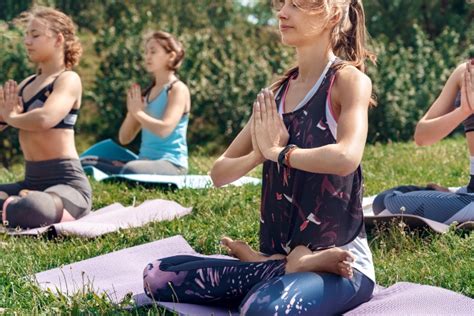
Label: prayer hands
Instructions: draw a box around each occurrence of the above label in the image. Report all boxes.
[250,112,265,164]
[0,80,24,122]
[253,88,289,161]
[460,59,474,116]
[127,83,146,115]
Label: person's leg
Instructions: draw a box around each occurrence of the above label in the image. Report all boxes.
[143,255,286,306]
[383,190,474,223]
[121,160,187,175]
[372,185,430,215]
[0,182,25,222]
[240,269,374,315]
[3,191,64,229]
[464,132,474,193]
[80,156,126,175]
[45,184,91,220]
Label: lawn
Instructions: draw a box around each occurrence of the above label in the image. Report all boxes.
[0,136,473,314]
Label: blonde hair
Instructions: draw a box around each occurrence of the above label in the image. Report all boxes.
[18,6,82,69]
[271,0,376,104]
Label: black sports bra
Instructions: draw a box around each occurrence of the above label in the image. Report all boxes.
[17,73,79,129]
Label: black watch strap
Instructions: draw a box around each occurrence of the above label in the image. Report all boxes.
[278,144,296,167]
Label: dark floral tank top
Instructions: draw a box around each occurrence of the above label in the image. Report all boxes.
[259,64,364,255]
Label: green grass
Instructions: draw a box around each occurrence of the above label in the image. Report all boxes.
[1,137,473,314]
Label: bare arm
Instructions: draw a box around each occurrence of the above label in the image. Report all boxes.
[260,67,371,176]
[3,72,81,131]
[118,112,141,145]
[414,63,470,146]
[129,82,190,138]
[210,116,264,187]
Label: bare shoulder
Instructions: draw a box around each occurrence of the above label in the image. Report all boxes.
[54,71,82,92]
[169,80,190,96]
[335,65,372,89]
[333,65,372,108]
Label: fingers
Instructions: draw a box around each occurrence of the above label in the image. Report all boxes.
[262,88,275,121]
[465,66,473,110]
[0,86,4,104]
[253,97,262,123]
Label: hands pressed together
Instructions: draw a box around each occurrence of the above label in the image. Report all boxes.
[251,88,289,163]
[460,59,474,116]
[0,80,24,123]
[126,83,146,116]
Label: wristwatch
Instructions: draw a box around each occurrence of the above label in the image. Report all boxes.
[278,144,297,167]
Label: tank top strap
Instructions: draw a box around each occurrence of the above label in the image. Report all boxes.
[166,79,180,93]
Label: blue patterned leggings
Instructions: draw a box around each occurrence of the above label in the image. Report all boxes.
[373,185,474,224]
[143,255,374,315]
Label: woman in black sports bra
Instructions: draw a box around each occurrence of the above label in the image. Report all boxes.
[0,6,92,229]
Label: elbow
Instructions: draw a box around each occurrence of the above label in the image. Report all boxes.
[156,126,174,139]
[209,159,226,188]
[118,134,129,146]
[413,126,430,147]
[37,116,56,130]
[414,137,428,147]
[335,153,361,177]
[209,169,224,188]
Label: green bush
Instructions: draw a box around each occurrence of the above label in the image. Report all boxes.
[367,25,471,143]
[0,23,30,167]
[90,2,292,153]
[0,1,473,166]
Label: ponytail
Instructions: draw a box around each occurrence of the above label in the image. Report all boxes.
[332,0,376,73]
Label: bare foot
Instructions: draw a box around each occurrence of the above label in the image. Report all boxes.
[19,189,30,197]
[220,237,285,262]
[426,183,450,192]
[286,245,355,279]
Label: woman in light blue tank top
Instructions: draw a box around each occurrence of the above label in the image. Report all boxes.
[117,31,191,175]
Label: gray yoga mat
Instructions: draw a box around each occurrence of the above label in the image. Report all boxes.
[2,199,192,238]
[362,195,474,233]
[34,235,474,315]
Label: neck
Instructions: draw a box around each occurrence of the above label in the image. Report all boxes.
[38,54,66,77]
[294,35,334,83]
[153,70,176,88]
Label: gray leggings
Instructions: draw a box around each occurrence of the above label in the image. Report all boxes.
[0,159,92,229]
[121,159,187,175]
[80,157,187,175]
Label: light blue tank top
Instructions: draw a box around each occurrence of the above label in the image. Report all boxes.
[139,83,189,169]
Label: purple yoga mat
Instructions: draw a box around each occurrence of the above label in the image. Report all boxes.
[345,282,474,315]
[34,235,473,315]
[5,199,192,238]
[35,235,239,315]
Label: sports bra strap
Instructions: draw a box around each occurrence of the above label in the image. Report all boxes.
[18,75,37,97]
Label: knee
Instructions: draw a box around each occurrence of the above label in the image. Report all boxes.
[4,192,60,228]
[143,259,188,300]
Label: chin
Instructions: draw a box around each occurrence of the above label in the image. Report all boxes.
[280,36,298,47]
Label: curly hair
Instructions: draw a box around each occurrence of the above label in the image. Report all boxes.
[18,6,82,69]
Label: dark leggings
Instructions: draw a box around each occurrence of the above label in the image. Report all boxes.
[143,255,374,315]
[0,159,92,229]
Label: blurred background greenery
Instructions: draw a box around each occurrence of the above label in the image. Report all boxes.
[1,0,473,167]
